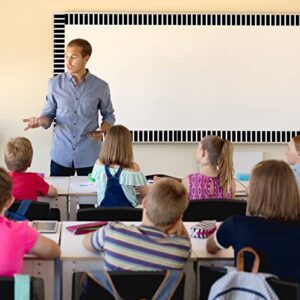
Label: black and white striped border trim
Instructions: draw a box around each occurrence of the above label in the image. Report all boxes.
[130,130,300,143]
[53,13,300,143]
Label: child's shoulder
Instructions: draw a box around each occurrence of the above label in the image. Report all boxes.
[124,162,141,172]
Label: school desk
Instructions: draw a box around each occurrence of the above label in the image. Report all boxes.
[68,176,97,221]
[24,222,62,300]
[38,176,70,221]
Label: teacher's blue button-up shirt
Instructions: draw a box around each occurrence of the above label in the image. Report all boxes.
[41,71,115,168]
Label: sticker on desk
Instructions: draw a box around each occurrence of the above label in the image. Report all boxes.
[70,182,97,193]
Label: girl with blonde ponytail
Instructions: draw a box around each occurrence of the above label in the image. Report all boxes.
[182,135,235,199]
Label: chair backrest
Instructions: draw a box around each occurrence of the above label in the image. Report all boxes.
[199,265,300,300]
[0,276,44,300]
[73,271,185,300]
[9,201,51,221]
[77,207,143,221]
[183,198,247,221]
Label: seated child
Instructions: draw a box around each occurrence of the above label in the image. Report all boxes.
[285,135,300,190]
[206,160,300,283]
[83,178,191,270]
[4,137,57,201]
[92,125,148,207]
[182,135,235,199]
[0,167,60,276]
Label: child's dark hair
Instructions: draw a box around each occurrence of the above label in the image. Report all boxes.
[201,135,234,194]
[0,167,12,211]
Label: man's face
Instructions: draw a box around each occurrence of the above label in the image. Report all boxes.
[65,45,89,76]
[285,140,299,165]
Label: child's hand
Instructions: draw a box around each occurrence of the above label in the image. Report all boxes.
[166,219,184,237]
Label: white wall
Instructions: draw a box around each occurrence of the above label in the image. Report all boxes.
[0,0,295,176]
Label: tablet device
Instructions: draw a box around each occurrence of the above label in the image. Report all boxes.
[32,221,58,233]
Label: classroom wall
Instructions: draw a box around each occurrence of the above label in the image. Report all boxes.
[0,0,296,176]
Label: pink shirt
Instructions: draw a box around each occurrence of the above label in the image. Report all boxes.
[188,173,232,200]
[0,216,39,276]
[10,172,49,201]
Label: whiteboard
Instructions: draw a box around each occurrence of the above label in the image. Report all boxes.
[54,13,300,143]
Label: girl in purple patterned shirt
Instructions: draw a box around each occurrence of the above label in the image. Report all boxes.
[182,135,235,200]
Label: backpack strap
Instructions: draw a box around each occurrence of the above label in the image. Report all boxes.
[14,274,30,300]
[87,271,122,300]
[152,270,184,300]
[6,200,32,221]
[237,247,260,273]
[16,200,32,217]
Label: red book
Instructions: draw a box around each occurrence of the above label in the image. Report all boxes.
[66,221,108,235]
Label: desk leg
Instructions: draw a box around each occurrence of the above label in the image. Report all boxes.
[68,196,98,221]
[184,260,196,300]
[38,196,68,221]
[69,196,79,221]
[23,260,55,300]
[62,259,104,300]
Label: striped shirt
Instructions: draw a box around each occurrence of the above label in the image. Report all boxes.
[91,222,191,271]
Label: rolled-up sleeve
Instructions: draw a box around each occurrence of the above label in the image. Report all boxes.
[40,78,57,128]
[98,83,115,126]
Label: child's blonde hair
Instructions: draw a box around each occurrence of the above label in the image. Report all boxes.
[292,135,300,151]
[99,125,134,168]
[248,160,300,221]
[201,135,234,194]
[0,167,12,211]
[146,178,188,226]
[4,137,33,172]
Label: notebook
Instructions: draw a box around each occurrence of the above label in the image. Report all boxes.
[66,221,108,235]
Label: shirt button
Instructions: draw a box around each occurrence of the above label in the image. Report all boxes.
[74,123,76,125]
[74,111,77,113]
[72,148,75,150]
[73,136,75,138]
[76,97,79,100]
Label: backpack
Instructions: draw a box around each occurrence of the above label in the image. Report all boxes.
[208,247,279,300]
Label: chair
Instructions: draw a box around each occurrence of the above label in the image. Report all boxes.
[183,199,247,221]
[8,201,60,221]
[0,276,44,300]
[77,207,143,221]
[72,271,185,300]
[199,265,300,300]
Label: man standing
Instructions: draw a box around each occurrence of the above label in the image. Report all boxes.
[23,39,115,176]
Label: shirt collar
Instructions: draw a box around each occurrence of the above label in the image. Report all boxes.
[66,69,91,83]
[293,163,300,172]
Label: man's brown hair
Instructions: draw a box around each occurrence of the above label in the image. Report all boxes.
[67,38,92,57]
[99,125,134,168]
[4,137,33,172]
[0,167,12,211]
[146,178,189,226]
[248,160,300,221]
[292,135,300,152]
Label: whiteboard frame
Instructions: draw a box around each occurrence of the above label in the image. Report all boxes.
[53,13,300,144]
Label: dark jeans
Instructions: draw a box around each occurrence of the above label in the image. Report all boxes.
[50,160,93,176]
